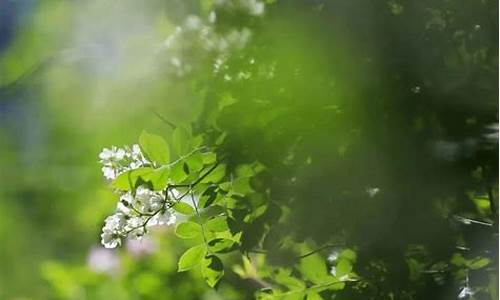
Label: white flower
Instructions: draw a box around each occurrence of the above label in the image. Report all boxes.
[150,209,176,226]
[125,216,147,239]
[330,266,336,277]
[458,287,474,299]
[101,166,116,180]
[135,186,164,214]
[366,187,380,197]
[327,250,340,263]
[99,146,125,161]
[103,213,127,231]
[100,213,128,248]
[101,231,121,249]
[214,0,265,16]
[98,145,149,181]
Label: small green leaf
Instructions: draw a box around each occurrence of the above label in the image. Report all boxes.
[172,126,192,156]
[202,152,217,165]
[143,167,170,190]
[200,164,226,184]
[171,161,188,183]
[172,202,195,215]
[274,268,305,291]
[208,238,236,253]
[175,222,202,239]
[178,244,207,272]
[139,131,170,165]
[340,249,357,262]
[335,259,352,278]
[451,253,466,266]
[299,252,330,284]
[307,292,324,300]
[201,255,224,287]
[206,216,229,232]
[232,177,254,195]
[186,152,204,173]
[111,167,153,190]
[468,257,491,270]
[198,185,219,208]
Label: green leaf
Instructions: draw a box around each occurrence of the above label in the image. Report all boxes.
[139,131,170,165]
[235,164,256,177]
[143,166,170,190]
[201,255,224,287]
[111,167,153,190]
[208,238,236,253]
[186,152,204,173]
[175,222,202,239]
[202,152,217,165]
[307,292,324,300]
[200,164,226,184]
[450,253,466,266]
[232,177,254,195]
[299,252,330,284]
[170,161,188,183]
[206,216,229,232]
[335,259,353,278]
[274,268,306,291]
[340,249,357,262]
[172,202,195,215]
[172,126,192,156]
[468,257,491,270]
[178,244,207,272]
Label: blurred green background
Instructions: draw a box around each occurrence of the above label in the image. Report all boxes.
[0,0,497,299]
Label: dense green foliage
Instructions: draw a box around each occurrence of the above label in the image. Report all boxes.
[0,0,497,299]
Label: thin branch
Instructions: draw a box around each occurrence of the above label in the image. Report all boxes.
[297,243,345,259]
[152,110,176,129]
[190,188,210,253]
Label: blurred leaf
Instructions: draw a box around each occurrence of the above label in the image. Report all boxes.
[232,177,254,195]
[307,292,324,300]
[336,259,352,278]
[468,257,491,270]
[451,253,467,266]
[299,252,330,284]
[172,126,192,156]
[274,268,305,290]
[340,249,357,262]
[202,152,217,164]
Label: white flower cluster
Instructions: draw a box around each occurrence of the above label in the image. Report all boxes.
[160,0,264,77]
[99,144,149,180]
[162,16,253,76]
[100,187,176,248]
[99,146,176,248]
[214,0,265,16]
